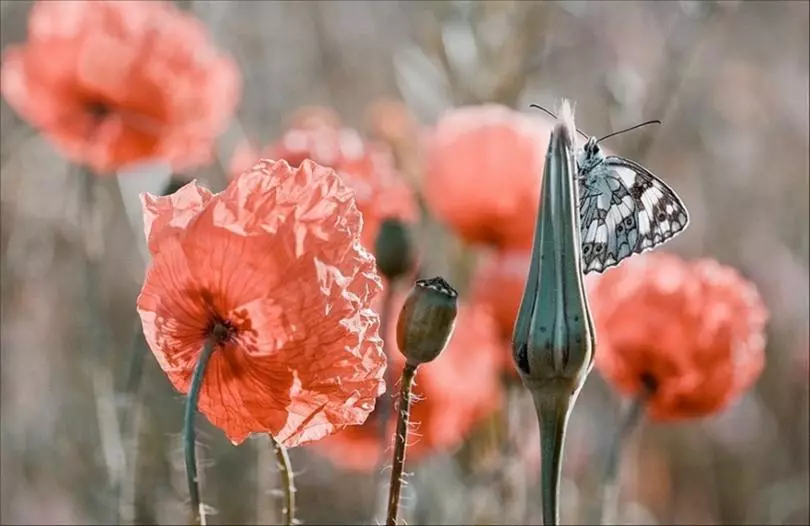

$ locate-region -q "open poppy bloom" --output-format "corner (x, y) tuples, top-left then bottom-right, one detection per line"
(229, 116), (418, 252)
(423, 105), (554, 250)
(312, 294), (504, 471)
(588, 253), (768, 420)
(1, 0), (240, 174)
(136, 159), (386, 446)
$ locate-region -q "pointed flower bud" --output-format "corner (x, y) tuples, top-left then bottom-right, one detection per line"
(511, 100), (595, 526)
(375, 218), (415, 281)
(512, 100), (595, 391)
(396, 277), (459, 366)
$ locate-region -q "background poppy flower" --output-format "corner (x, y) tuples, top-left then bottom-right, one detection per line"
(588, 253), (768, 420)
(228, 117), (418, 252)
(423, 105), (554, 250)
(0, 0), (240, 174)
(312, 292), (505, 471)
(136, 159), (386, 446)
(470, 249), (533, 343)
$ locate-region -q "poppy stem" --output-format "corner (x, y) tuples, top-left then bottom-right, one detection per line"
(598, 392), (647, 525)
(385, 361), (418, 526)
(269, 434), (296, 526)
(183, 339), (216, 526)
(530, 386), (574, 526)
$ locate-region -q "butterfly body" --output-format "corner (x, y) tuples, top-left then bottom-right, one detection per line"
(576, 137), (689, 273)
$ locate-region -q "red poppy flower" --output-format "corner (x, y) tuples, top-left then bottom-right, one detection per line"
(588, 253), (768, 420)
(423, 105), (554, 249)
(228, 119), (418, 252)
(312, 294), (505, 471)
(136, 159), (386, 446)
(470, 249), (533, 342)
(1, 0), (240, 174)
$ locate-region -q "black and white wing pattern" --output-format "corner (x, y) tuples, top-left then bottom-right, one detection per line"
(578, 154), (689, 274)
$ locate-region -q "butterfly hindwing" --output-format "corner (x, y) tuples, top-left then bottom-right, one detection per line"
(578, 155), (688, 273)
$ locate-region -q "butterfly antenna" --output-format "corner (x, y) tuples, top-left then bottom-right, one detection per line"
(596, 120), (662, 144)
(529, 104), (589, 140)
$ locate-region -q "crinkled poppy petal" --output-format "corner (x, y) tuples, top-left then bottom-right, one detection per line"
(137, 234), (212, 373)
(141, 180), (214, 254)
(137, 158), (385, 445)
(140, 209), (298, 444)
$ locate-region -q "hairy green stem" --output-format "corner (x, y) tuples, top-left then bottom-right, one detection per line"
(184, 339), (216, 525)
(598, 393), (647, 525)
(531, 387), (573, 526)
(385, 362), (418, 526)
(269, 434), (296, 525)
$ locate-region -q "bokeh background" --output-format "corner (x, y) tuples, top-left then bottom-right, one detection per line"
(1, 1), (808, 525)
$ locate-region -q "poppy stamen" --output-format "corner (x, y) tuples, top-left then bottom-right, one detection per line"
(208, 318), (236, 345)
(639, 372), (659, 394)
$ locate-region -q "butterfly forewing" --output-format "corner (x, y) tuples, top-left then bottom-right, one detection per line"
(577, 152), (689, 273)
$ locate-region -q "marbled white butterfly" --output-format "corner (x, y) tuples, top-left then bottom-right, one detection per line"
(532, 105), (690, 274)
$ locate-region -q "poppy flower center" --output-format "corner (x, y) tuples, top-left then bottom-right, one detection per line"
(85, 100), (112, 120)
(208, 317), (236, 345)
(639, 371), (659, 394)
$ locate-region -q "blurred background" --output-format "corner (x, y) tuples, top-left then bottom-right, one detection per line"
(1, 1), (808, 525)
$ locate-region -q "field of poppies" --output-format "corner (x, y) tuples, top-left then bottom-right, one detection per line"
(0, 1), (807, 525)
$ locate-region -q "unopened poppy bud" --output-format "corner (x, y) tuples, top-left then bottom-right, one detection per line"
(512, 100), (594, 390)
(396, 277), (458, 366)
(375, 218), (415, 281)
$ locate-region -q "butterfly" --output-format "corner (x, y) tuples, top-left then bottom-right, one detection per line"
(575, 132), (689, 274)
(530, 104), (690, 273)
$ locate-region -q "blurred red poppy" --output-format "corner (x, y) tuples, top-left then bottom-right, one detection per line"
(312, 293), (505, 471)
(470, 249), (533, 342)
(229, 118), (418, 252)
(1, 0), (240, 174)
(588, 253), (768, 420)
(136, 159), (386, 446)
(367, 98), (419, 146)
(423, 105), (553, 250)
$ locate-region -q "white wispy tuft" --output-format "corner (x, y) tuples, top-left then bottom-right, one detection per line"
(556, 99), (577, 146)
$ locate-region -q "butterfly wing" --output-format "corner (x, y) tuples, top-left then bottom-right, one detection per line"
(578, 156), (689, 273)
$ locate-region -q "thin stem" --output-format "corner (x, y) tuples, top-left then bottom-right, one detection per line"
(531, 387), (573, 526)
(598, 393), (647, 526)
(385, 362), (418, 526)
(184, 339), (216, 526)
(269, 434), (296, 526)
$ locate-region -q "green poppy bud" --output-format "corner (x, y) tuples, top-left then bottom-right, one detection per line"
(375, 218), (415, 281)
